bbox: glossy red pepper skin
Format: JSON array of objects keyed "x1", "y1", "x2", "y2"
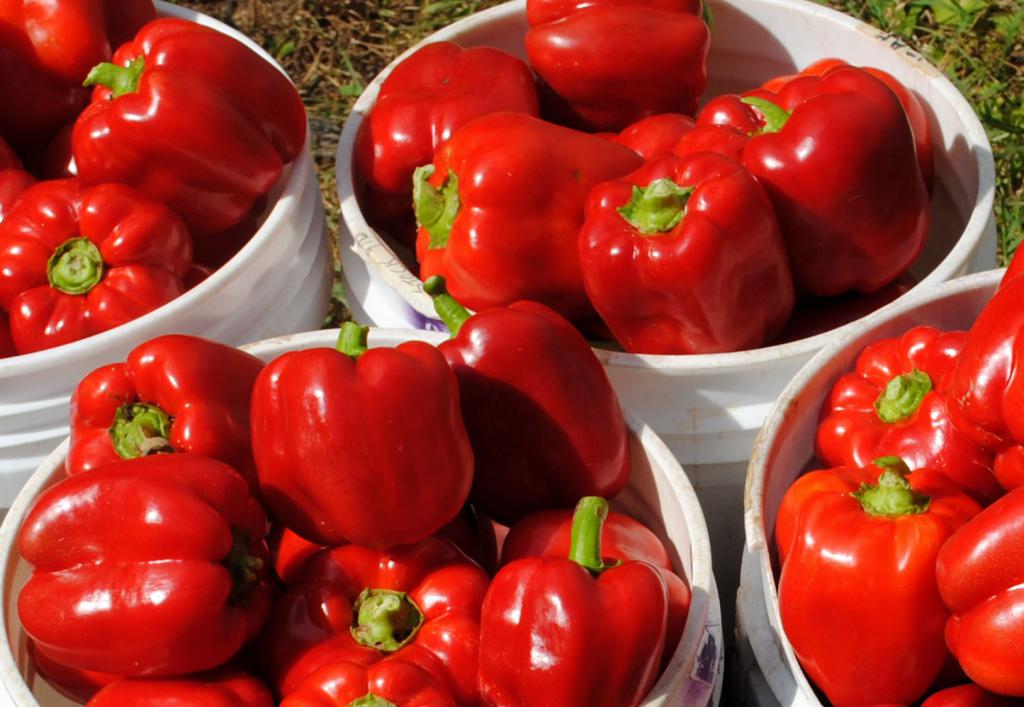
[
  {"x1": 774, "y1": 462, "x2": 880, "y2": 565},
  {"x1": 414, "y1": 112, "x2": 642, "y2": 321},
  {"x1": 611, "y1": 113, "x2": 696, "y2": 161},
  {"x1": 759, "y1": 58, "x2": 934, "y2": 190},
  {"x1": 525, "y1": 0, "x2": 708, "y2": 131},
  {"x1": 937, "y1": 488, "x2": 1024, "y2": 696},
  {"x1": 73, "y1": 18, "x2": 307, "y2": 236},
  {"x1": 258, "y1": 537, "x2": 488, "y2": 704},
  {"x1": 580, "y1": 152, "x2": 794, "y2": 354},
  {"x1": 0, "y1": 0, "x2": 155, "y2": 148},
  {"x1": 87, "y1": 670, "x2": 273, "y2": 707},
  {"x1": 922, "y1": 684, "x2": 1021, "y2": 706},
  {"x1": 355, "y1": 41, "x2": 539, "y2": 248},
  {"x1": 697, "y1": 66, "x2": 930, "y2": 297},
  {"x1": 68, "y1": 335, "x2": 264, "y2": 489},
  {"x1": 281, "y1": 659, "x2": 456, "y2": 707},
  {"x1": 501, "y1": 508, "x2": 689, "y2": 671},
  {"x1": 425, "y1": 284, "x2": 630, "y2": 525},
  {"x1": 947, "y1": 277, "x2": 1024, "y2": 463},
  {"x1": 479, "y1": 499, "x2": 668, "y2": 707},
  {"x1": 779, "y1": 467, "x2": 980, "y2": 706},
  {"x1": 816, "y1": 326, "x2": 1001, "y2": 504},
  {"x1": 251, "y1": 332, "x2": 473, "y2": 548},
  {"x1": 0, "y1": 179, "x2": 192, "y2": 354},
  {"x1": 18, "y1": 455, "x2": 271, "y2": 678}
]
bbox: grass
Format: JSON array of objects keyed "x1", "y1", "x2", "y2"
[{"x1": 180, "y1": 0, "x2": 1023, "y2": 283}]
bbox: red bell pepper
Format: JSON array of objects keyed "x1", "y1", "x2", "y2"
[
  {"x1": 281, "y1": 659, "x2": 456, "y2": 707},
  {"x1": 258, "y1": 536, "x2": 489, "y2": 704},
  {"x1": 922, "y1": 685, "x2": 1021, "y2": 706},
  {"x1": 936, "y1": 487, "x2": 1024, "y2": 697},
  {"x1": 695, "y1": 65, "x2": 930, "y2": 296},
  {"x1": 87, "y1": 670, "x2": 273, "y2": 707},
  {"x1": 672, "y1": 124, "x2": 748, "y2": 163},
  {"x1": 251, "y1": 322, "x2": 473, "y2": 548},
  {"x1": 18, "y1": 455, "x2": 270, "y2": 677},
  {"x1": 423, "y1": 276, "x2": 629, "y2": 524},
  {"x1": 414, "y1": 112, "x2": 642, "y2": 321},
  {"x1": 0, "y1": 179, "x2": 192, "y2": 354},
  {"x1": 815, "y1": 326, "x2": 1001, "y2": 504},
  {"x1": 73, "y1": 18, "x2": 307, "y2": 235},
  {"x1": 525, "y1": 0, "x2": 709, "y2": 131},
  {"x1": 0, "y1": 0, "x2": 154, "y2": 148},
  {"x1": 774, "y1": 459, "x2": 882, "y2": 565},
  {"x1": 947, "y1": 276, "x2": 1024, "y2": 461},
  {"x1": 501, "y1": 507, "x2": 690, "y2": 671},
  {"x1": 270, "y1": 506, "x2": 499, "y2": 586},
  {"x1": 355, "y1": 41, "x2": 539, "y2": 248},
  {"x1": 68, "y1": 335, "x2": 264, "y2": 490},
  {"x1": 611, "y1": 113, "x2": 696, "y2": 161},
  {"x1": 480, "y1": 497, "x2": 668, "y2": 706},
  {"x1": 759, "y1": 58, "x2": 934, "y2": 190},
  {"x1": 579, "y1": 152, "x2": 794, "y2": 354},
  {"x1": 779, "y1": 462, "x2": 980, "y2": 706}
]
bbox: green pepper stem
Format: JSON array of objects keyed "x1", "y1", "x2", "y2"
[
  {"x1": 853, "y1": 469, "x2": 931, "y2": 517},
  {"x1": 569, "y1": 497, "x2": 619, "y2": 575},
  {"x1": 871, "y1": 456, "x2": 912, "y2": 476},
  {"x1": 225, "y1": 528, "x2": 264, "y2": 606},
  {"x1": 337, "y1": 322, "x2": 369, "y2": 359},
  {"x1": 349, "y1": 696, "x2": 398, "y2": 707},
  {"x1": 412, "y1": 166, "x2": 460, "y2": 250},
  {"x1": 617, "y1": 179, "x2": 694, "y2": 235},
  {"x1": 84, "y1": 56, "x2": 146, "y2": 97},
  {"x1": 109, "y1": 403, "x2": 173, "y2": 460},
  {"x1": 422, "y1": 275, "x2": 471, "y2": 336},
  {"x1": 350, "y1": 588, "x2": 424, "y2": 652},
  {"x1": 47, "y1": 238, "x2": 105, "y2": 295},
  {"x1": 875, "y1": 369, "x2": 932, "y2": 423},
  {"x1": 740, "y1": 96, "x2": 791, "y2": 134}
]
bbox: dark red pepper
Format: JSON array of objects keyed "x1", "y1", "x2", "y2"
[
  {"x1": 424, "y1": 276, "x2": 630, "y2": 525},
  {"x1": 73, "y1": 18, "x2": 307, "y2": 236},
  {"x1": 413, "y1": 112, "x2": 642, "y2": 321},
  {"x1": 525, "y1": 0, "x2": 709, "y2": 131},
  {"x1": 759, "y1": 58, "x2": 934, "y2": 190},
  {"x1": 611, "y1": 113, "x2": 696, "y2": 161},
  {"x1": 579, "y1": 152, "x2": 794, "y2": 354},
  {"x1": 251, "y1": 323, "x2": 473, "y2": 548},
  {"x1": 922, "y1": 684, "x2": 1021, "y2": 707},
  {"x1": 501, "y1": 507, "x2": 690, "y2": 672},
  {"x1": 816, "y1": 326, "x2": 1001, "y2": 504},
  {"x1": 87, "y1": 670, "x2": 273, "y2": 707},
  {"x1": 18, "y1": 455, "x2": 270, "y2": 678},
  {"x1": 258, "y1": 537, "x2": 488, "y2": 704},
  {"x1": 0, "y1": 179, "x2": 192, "y2": 354},
  {"x1": 68, "y1": 335, "x2": 264, "y2": 491},
  {"x1": 479, "y1": 497, "x2": 668, "y2": 706},
  {"x1": 281, "y1": 659, "x2": 456, "y2": 707},
  {"x1": 355, "y1": 41, "x2": 539, "y2": 247},
  {"x1": 0, "y1": 0, "x2": 155, "y2": 148},
  {"x1": 694, "y1": 65, "x2": 930, "y2": 297}
]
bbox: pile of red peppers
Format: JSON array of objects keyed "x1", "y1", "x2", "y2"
[
  {"x1": 356, "y1": 0, "x2": 933, "y2": 355},
  {"x1": 774, "y1": 249, "x2": 1024, "y2": 705},
  {"x1": 0, "y1": 1, "x2": 307, "y2": 357},
  {"x1": 16, "y1": 284, "x2": 694, "y2": 706}
]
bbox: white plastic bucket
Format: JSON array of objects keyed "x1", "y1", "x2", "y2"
[
  {"x1": 0, "y1": 2, "x2": 332, "y2": 495},
  {"x1": 0, "y1": 328, "x2": 723, "y2": 706},
  {"x1": 739, "y1": 269, "x2": 1003, "y2": 706},
  {"x1": 334, "y1": 0, "x2": 996, "y2": 620}
]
